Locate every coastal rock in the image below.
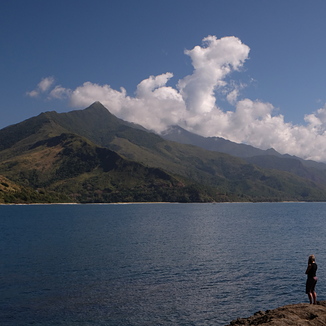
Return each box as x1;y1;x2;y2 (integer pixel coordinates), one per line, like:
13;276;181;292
225;301;326;325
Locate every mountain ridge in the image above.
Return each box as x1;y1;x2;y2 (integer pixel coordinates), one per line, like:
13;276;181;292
161;125;326;185
162;125;326;168
1;102;326;203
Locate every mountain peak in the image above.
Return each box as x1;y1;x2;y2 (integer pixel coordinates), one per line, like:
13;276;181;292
86;101;107;110
83;101;113;116
2;103;326;203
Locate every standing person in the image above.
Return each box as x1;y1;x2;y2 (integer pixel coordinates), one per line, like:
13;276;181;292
305;254;318;304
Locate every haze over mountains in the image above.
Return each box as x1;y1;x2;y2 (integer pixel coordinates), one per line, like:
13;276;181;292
1;102;326;204
162;125;326;172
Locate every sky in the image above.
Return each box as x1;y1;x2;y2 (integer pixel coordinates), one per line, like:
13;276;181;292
2;0;326;162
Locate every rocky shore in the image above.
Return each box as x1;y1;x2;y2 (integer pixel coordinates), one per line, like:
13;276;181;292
225;301;326;325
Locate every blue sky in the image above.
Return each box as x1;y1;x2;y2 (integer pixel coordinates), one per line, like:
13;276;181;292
2;1;326;161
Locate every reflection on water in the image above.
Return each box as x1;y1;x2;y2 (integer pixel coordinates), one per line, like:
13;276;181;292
1;202;325;325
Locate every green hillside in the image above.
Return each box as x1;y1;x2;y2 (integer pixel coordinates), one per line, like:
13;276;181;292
0;132;218;203
162;125;326;185
1;102;326;203
0;175;70;204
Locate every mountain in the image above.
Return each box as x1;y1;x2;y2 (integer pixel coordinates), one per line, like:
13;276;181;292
162;125;326;185
0;134;212;203
1;102;326;203
0;175;69;204
162;125;276;158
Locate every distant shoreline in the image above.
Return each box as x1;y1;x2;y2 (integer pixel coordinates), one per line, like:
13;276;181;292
0;201;319;206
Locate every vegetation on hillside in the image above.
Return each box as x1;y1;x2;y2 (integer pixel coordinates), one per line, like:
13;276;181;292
1;102;326;204
0;175;70;204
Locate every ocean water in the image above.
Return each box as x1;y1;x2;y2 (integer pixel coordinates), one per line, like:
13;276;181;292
0;202;325;326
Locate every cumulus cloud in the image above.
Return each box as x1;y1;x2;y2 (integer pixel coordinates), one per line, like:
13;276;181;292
69;82;127;113
28;35;326;162
68;73;186;132
178;35;250;114
49;85;71;99
26;76;55;97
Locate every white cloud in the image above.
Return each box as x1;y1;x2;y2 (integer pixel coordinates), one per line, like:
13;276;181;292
38;77;54;92
178;35;250;114
28;36;326;162
69;82;127;114
67;74;186;133
226;89;239;105
26;76;55;97
27;90;39;98
49;85;71;99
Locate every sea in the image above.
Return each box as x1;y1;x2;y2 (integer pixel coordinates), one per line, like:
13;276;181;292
1;202;325;326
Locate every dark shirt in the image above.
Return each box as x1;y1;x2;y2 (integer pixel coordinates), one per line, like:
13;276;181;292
307;262;317;278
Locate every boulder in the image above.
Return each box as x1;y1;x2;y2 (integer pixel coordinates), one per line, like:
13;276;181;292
225;301;326;325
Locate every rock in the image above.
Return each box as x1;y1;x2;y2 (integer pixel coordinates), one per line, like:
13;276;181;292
225;301;326;325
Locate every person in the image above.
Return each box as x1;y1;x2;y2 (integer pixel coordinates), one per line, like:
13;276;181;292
305;254;318;304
